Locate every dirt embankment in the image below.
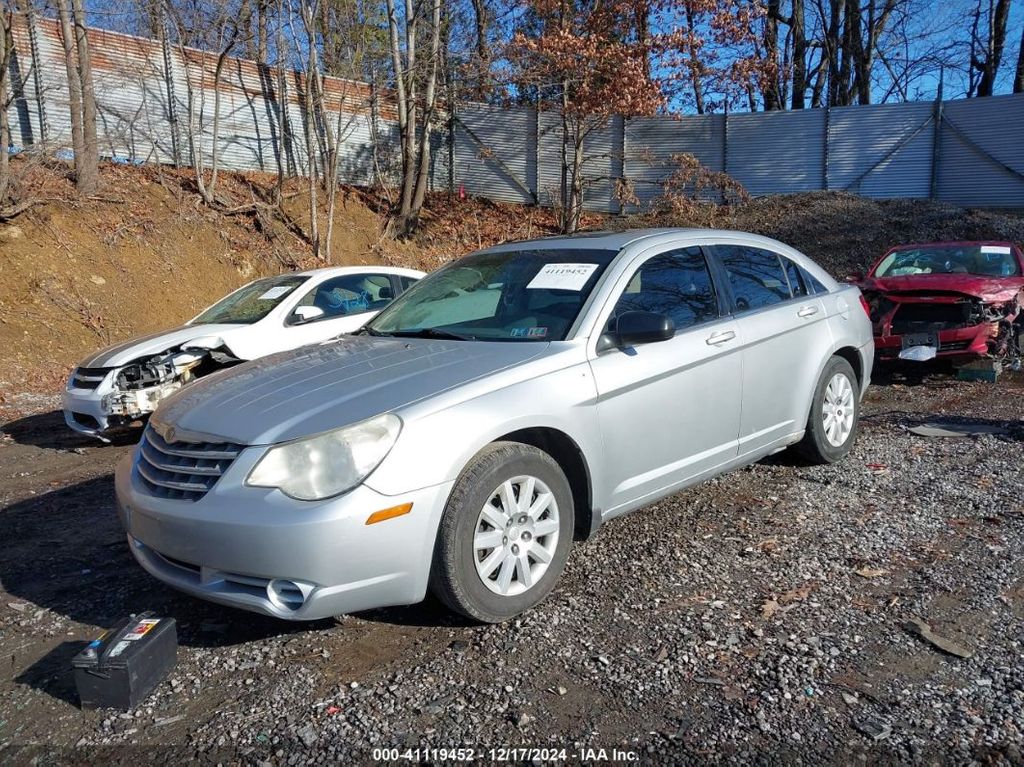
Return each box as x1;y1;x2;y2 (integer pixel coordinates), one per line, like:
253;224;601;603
2;160;1022;389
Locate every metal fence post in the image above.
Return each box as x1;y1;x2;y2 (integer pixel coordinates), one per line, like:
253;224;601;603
929;71;945;200
612;114;625;215
447;102;455;194
822;107;830;190
722;109;729;176
533;107;541;205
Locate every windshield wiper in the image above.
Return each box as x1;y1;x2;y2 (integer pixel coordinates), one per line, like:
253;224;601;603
386;328;476;341
351;326;385;336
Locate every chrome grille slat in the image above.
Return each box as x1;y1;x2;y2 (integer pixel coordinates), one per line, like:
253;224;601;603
136;425;242;501
139;441;225;475
137;461;214;493
145;428;242;460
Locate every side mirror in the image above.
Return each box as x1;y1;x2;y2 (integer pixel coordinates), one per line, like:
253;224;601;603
291;305;325;325
598;310;675;352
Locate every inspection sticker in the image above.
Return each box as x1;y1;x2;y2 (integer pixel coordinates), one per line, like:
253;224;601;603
981;245;1011;254
527;263;598;291
123;618;160;640
258;286;293;300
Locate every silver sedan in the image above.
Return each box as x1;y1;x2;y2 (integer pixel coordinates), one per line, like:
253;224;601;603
114;229;874;622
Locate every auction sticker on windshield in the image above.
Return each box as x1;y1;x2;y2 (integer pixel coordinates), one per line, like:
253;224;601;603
981;245;1012;254
527;263;598;291
258;286;294;300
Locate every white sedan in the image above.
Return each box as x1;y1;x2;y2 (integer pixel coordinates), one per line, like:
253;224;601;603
64;266;424;440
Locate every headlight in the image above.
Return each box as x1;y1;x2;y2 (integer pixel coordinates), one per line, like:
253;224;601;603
246;413;401;501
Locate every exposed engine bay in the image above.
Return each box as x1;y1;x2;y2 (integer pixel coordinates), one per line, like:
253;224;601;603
103;348;219;418
65;340;241;439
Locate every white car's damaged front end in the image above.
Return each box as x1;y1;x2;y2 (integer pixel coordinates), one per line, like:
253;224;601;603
64;330;241;440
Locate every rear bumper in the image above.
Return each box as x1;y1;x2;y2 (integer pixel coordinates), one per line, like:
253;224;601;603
115;452;453;620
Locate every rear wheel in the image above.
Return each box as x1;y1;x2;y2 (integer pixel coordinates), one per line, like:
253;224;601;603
796;356;860;464
430;442;573;623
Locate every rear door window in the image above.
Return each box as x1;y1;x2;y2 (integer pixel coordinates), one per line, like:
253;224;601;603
716;245;793;312
781;257;808;297
611;247;721;332
800;267;828;294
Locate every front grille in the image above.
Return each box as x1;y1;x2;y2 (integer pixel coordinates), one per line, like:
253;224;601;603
942;340;972;352
891;303;968;333
136;425;242;501
71;367;111;390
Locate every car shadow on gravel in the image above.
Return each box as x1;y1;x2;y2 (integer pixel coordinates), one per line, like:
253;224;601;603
1;410;141;450
353;597;478;629
0;475;335;652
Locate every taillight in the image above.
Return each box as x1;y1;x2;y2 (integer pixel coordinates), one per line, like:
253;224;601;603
859;295;871;317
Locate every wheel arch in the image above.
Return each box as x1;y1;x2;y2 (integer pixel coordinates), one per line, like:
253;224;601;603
832;345;864;389
493;427;597;542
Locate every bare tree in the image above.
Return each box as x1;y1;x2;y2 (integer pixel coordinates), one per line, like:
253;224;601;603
1015;24;1023;92
295;0;322;257
969;0;1013;97
167;0;241;206
53;0;85;179
386;0;442;236
0;4;12;206
256;0;269;63
70;0;99;192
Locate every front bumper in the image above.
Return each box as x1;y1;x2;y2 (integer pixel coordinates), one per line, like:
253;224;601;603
64;383;123;439
874;323;994;361
114;452;454;620
64;374;182;440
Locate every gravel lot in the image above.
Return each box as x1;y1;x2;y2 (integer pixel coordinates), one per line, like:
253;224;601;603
1;369;1022;764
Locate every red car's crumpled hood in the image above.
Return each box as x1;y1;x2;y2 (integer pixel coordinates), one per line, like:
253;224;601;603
862;273;1024;302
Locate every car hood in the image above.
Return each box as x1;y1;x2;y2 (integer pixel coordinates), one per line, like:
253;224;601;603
862;273;1024;302
79;324;244;367
151;336;547;445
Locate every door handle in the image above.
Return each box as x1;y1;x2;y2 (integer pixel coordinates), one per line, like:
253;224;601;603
797;305;819;318
706;330;736;346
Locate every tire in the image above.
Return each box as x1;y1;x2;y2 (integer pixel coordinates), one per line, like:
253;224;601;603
796;356;860;464
430;441;574;623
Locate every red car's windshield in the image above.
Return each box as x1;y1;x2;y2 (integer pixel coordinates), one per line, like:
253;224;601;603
873;244;1021;279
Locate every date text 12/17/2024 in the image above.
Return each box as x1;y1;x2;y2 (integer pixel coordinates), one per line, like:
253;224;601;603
371;746;640;762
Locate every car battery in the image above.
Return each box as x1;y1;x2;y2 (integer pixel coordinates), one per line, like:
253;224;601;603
72;613;177;710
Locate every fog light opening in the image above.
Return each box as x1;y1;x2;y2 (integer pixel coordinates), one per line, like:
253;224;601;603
267;579;308;611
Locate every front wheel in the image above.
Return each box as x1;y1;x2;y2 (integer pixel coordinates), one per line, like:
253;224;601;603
796;356;860;464
430;442;573;623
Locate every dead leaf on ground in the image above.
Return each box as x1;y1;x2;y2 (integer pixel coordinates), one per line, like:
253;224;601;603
855;567;888;578
780;582;816;604
761;599;781;619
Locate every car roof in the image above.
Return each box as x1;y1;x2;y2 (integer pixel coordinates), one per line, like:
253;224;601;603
885;240;1019;250
477;228;806;256
293;265;423;277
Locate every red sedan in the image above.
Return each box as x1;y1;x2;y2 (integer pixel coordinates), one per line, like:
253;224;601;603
852;241;1023;364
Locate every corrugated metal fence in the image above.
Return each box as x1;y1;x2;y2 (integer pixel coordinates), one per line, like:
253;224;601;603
7;16;1024;211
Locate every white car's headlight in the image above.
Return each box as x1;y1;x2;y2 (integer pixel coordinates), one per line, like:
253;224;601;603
246;414;401;501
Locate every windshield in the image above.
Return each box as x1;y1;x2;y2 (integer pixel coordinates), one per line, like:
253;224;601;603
192;275;309;325
873;245;1021;278
366;248;618;341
